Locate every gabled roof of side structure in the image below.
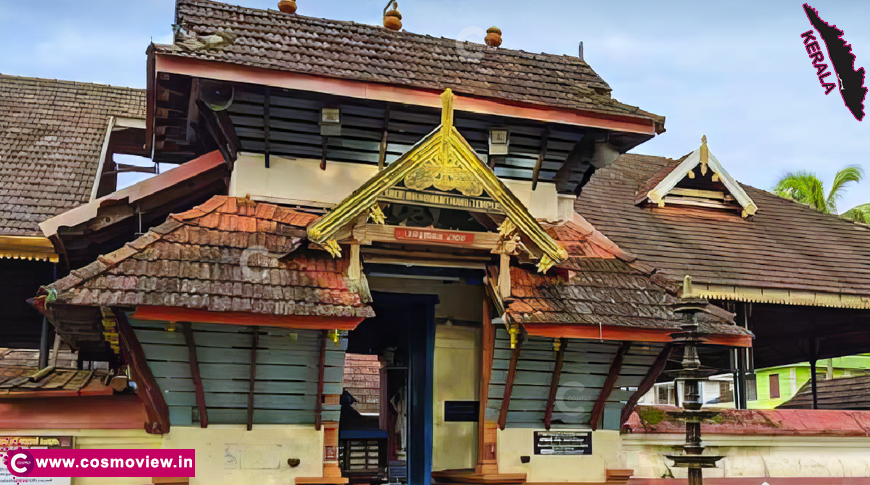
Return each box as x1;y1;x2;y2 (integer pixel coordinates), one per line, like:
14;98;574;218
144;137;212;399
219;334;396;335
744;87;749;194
577;153;870;308
155;0;663;127
634;137;758;217
492;214;752;347
0;75;146;236
37;196;374;328
307;90;568;272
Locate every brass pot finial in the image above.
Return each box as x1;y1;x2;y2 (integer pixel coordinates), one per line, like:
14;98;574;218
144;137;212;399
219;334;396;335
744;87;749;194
383;1;402;31
278;0;297;14
485;26;502;47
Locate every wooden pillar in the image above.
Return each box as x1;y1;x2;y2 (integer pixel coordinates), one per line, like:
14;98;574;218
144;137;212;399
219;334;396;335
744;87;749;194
181;323;208;428
247;326;259;431
544;339;566;431
591;342;631;431
322;421;342;478
315;330;327;431
476;298;498;475
498;333;523;430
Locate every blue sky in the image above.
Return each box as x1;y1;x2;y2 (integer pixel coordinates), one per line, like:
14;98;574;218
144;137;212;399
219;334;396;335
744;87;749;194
1;0;867;212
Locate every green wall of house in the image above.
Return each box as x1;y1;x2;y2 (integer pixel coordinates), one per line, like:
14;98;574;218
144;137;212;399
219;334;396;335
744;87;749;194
748;355;870;409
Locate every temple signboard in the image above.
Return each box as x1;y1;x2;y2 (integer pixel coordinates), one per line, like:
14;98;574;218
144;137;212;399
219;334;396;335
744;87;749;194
380;187;504;214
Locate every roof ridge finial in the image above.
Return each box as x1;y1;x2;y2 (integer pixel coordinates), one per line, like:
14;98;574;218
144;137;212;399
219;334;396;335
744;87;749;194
681;275;694;299
699;135;709;175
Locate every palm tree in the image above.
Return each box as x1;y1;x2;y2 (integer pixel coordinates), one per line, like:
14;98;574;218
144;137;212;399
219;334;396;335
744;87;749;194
773;165;870;224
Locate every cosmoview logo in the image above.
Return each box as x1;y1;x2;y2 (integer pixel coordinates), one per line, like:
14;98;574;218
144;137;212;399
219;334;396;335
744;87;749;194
6;450;35;477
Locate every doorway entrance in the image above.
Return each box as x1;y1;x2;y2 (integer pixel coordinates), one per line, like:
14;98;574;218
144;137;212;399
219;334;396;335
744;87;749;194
340;293;437;485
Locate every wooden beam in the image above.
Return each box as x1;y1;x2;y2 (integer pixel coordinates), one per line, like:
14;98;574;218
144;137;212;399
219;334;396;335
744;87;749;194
476;298;498;474
377;105;390;170
552;136;595;192
498;253;511;301
113;309;170;434
320;137;328;170
315;330;327;431
498;334;523;430
180;322;208;428
196;99;235;165
620;344;673;426
264;87;271;168
522;323;752;348
132;306;364;331
247;326;259;431
591;342;631;431
531;128;549;191
544;339;566;430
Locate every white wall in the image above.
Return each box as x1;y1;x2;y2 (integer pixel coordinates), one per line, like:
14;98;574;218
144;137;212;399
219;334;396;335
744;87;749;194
161;425;323;485
498;429;624;483
229;153;570;221
624;434;870;480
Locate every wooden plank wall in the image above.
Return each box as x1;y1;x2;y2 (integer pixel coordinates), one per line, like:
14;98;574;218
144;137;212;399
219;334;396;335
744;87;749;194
485;328;662;430
129;318;346;426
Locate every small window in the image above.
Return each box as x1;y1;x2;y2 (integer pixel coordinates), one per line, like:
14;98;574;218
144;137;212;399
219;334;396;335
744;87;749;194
769;374;781;399
747;375;758;401
657;386;669;404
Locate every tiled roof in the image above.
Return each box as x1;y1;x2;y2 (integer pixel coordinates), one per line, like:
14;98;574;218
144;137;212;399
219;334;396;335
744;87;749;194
633;154;686;205
155;0;663;124
577;153;870;297
502;219;750;339
780;375;870;410
0;75;146;236
0;366;112;398
343;353;381;415
45;196;374;318
626;405;870;437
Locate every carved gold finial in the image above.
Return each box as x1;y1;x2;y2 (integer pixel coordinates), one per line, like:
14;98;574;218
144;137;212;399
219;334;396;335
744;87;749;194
498;219;517;238
369;204;386;225
440;89;454;132
687;169;695;179
536;254;555;273
553;338;561;353
682;275;694;299
324;240;342;258
329;329;341;346
508;325;520;349
699;135;709;176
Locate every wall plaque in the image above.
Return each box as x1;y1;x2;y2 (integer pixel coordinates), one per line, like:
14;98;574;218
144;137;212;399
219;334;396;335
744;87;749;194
394;228;475;245
533;431;592;455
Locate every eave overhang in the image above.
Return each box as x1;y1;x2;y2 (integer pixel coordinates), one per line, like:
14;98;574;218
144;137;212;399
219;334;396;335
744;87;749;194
151;52;660;136
0;236;58;263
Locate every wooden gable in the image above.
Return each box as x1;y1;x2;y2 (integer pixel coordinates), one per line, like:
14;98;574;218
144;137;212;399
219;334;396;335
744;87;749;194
307;89;568;272
636;136;758;217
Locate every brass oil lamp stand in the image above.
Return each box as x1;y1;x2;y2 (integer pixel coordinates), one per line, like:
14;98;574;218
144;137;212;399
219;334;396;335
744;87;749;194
664;282;724;485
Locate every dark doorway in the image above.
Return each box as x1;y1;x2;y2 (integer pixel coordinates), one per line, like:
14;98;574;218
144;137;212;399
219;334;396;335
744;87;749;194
342;292;437;485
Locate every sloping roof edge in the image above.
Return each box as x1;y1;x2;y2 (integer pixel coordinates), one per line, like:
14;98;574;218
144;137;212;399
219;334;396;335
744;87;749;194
39;151;226;238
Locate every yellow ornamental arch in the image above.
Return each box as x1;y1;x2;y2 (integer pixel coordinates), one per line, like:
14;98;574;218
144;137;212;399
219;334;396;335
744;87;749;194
307;89;568;272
